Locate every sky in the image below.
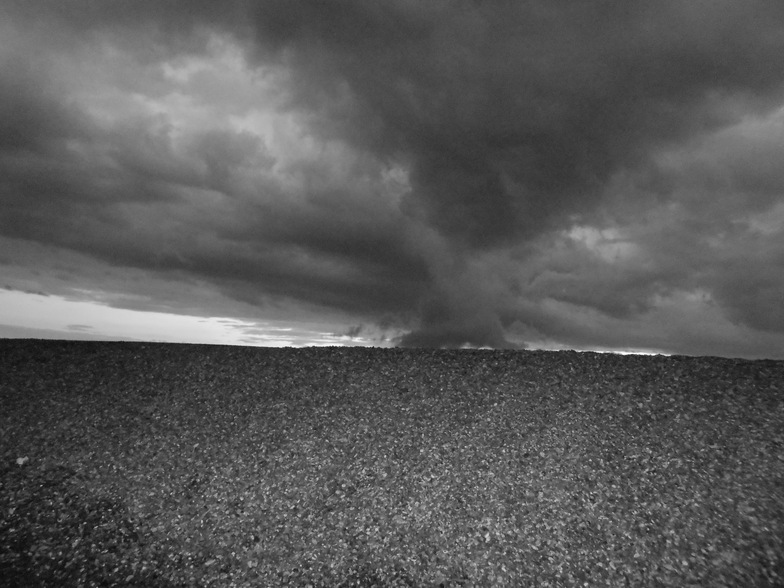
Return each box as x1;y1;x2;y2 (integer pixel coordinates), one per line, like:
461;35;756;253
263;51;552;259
1;1;784;359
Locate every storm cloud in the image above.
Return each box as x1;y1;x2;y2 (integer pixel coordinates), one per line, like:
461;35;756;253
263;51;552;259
2;1;784;356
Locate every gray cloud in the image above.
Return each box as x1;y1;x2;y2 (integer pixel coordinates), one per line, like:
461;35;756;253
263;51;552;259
246;0;784;350
2;1;784;356
66;324;93;332
247;0;784;233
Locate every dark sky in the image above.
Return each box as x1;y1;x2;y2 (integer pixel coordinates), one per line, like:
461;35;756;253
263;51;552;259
2;1;784;357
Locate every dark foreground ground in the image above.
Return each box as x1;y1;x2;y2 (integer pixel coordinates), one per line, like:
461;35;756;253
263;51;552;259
1;340;783;587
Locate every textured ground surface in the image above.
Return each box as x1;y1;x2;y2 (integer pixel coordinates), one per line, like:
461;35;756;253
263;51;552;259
1;340;783;587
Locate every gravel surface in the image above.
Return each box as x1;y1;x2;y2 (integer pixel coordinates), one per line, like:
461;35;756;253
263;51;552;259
1;339;783;587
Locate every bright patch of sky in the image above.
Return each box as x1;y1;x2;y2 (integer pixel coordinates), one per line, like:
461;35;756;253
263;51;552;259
567;225;638;263
0;289;353;347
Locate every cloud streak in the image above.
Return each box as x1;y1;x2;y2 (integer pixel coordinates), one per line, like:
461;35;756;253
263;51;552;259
2;1;784;357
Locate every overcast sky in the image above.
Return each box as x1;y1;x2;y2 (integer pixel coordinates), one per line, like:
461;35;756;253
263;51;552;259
2;1;784;358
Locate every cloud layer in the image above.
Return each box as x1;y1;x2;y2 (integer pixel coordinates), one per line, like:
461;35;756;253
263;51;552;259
2;1;784;357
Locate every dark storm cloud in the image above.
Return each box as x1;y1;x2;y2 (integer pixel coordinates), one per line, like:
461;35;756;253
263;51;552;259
0;0;424;320
0;62;84;153
241;0;784;349
3;284;49;297
247;0;784;239
2;1;784;355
